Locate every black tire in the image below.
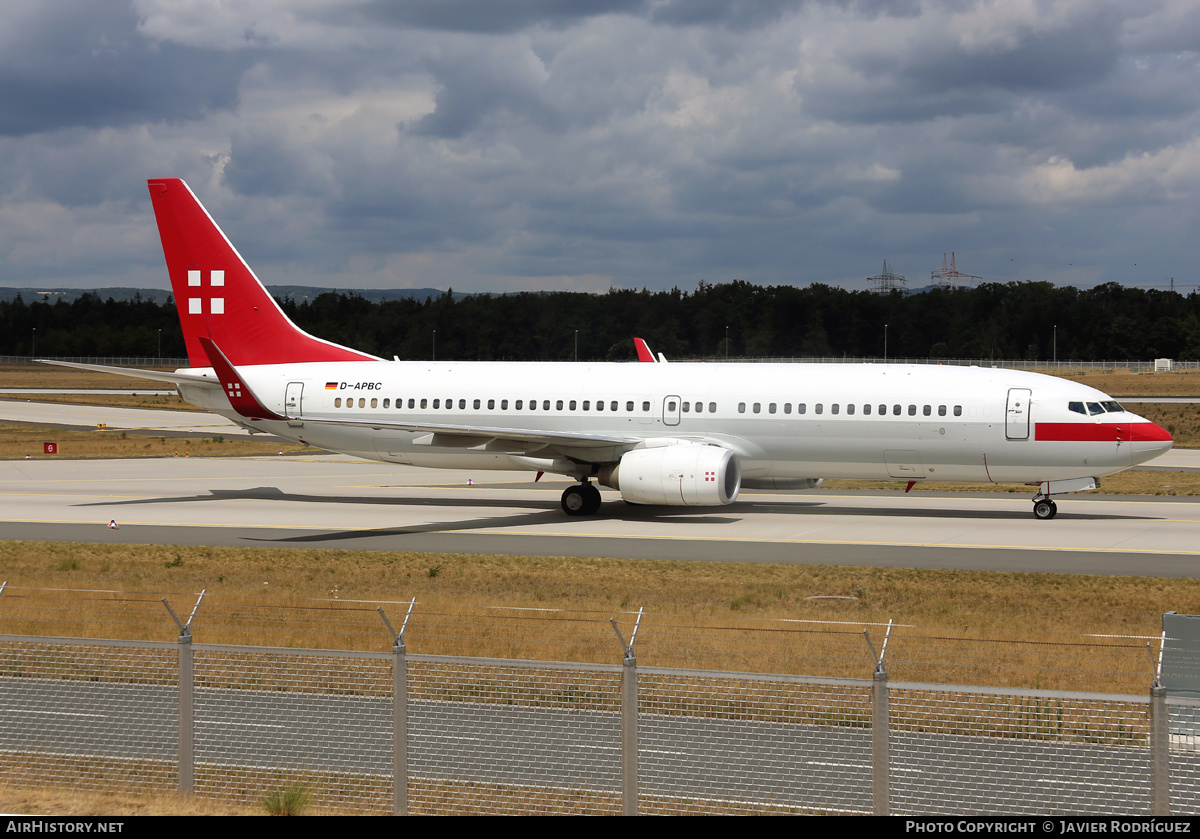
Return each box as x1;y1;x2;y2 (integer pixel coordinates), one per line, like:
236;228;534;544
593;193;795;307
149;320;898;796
1033;499;1054;520
561;485;588;516
582;483;602;515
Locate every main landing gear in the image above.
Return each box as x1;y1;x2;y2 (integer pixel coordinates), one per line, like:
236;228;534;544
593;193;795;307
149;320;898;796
1032;496;1058;520
561;481;602;516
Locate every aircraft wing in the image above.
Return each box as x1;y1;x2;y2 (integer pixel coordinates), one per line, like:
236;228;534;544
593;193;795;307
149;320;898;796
37;359;223;389
295;415;641;452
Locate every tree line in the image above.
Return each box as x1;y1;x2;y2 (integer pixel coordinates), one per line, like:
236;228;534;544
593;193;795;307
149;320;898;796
4;281;1199;361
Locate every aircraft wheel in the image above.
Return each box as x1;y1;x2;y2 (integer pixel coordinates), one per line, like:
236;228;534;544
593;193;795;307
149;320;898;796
561;485;588;516
582;483;602;515
1033;499;1057;520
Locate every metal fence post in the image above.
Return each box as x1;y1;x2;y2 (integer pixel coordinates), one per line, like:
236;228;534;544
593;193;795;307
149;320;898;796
1150;684;1169;815
1150;636;1170;816
380;599;416;816
163;590;205;798
865;620;893;816
612;608;643;816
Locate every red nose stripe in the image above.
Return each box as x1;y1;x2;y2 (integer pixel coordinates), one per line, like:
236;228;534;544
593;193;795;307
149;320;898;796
1035;422;1173;442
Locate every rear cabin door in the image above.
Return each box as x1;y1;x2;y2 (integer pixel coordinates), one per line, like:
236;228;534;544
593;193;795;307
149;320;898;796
285;382;304;420
1005;388;1031;440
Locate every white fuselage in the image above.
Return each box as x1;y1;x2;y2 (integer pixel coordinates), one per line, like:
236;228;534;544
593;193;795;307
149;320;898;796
176;361;1171;485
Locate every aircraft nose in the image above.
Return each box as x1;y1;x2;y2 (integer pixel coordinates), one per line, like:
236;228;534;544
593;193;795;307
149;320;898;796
1129;419;1173;463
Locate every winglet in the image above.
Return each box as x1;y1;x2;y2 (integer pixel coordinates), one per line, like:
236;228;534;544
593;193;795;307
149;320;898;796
197;336;286;421
634;338;656;363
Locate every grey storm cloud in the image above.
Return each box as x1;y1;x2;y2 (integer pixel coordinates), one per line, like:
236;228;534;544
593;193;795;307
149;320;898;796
1;0;1199;293
0;3;254;137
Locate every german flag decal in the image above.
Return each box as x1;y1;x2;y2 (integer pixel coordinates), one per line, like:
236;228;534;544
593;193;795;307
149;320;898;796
325;382;338;390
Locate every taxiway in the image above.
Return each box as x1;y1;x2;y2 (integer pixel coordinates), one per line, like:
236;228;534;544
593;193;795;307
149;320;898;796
3;453;1200;576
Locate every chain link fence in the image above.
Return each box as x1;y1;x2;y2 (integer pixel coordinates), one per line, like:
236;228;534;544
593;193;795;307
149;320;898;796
0;587;1195;815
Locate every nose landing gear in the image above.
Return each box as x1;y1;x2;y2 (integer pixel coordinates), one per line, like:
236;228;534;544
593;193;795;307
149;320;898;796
561;481;602;516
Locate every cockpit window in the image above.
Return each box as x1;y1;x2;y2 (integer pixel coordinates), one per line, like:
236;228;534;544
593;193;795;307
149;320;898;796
1068;402;1086;415
1102;401;1123;413
1087;402;1104;416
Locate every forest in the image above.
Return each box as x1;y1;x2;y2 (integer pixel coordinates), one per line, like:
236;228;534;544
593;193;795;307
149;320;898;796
3;280;1199;362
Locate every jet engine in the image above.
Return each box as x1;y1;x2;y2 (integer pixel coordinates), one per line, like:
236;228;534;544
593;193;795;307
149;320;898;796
598;444;740;506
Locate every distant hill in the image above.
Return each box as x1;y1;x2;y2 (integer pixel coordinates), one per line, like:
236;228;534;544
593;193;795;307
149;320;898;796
0;286;465;304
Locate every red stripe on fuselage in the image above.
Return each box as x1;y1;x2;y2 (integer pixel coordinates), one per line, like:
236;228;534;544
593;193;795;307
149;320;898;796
1035;422;1172;442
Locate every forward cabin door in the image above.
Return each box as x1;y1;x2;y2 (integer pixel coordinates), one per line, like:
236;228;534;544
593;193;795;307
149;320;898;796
1005;388;1031;440
285;382;304;420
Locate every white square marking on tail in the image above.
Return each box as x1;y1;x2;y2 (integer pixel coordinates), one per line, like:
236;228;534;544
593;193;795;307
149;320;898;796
211;298;224;314
188;270;201;287
211;270;224;286
188;298;201;314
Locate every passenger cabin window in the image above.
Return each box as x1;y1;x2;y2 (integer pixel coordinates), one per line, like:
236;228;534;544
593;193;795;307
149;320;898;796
642;402;651;411
893;404;901;416
768;403;776;414
628;401;635;411
583;400;590;410
738;403;746;413
516;400;523;410
923;405;931;416
954;405;962;416
847;404;855;415
383;398;390;408
334;398;342;407
569;400;577;410
488;399;495;409
501;399;509;410
409;399;416;409
938;405;946;416
556;400;564;410
543;400;551;410
753;403;761;413
831;404;839;415
371;398;378;409
666;401;675;412
815;404;823;415
863;404;871;415
798;403;806;414
784;403;792;414
908;404;917;416
433;399;440;409
682;402;690;412
610;401;618;411
459;399;466;409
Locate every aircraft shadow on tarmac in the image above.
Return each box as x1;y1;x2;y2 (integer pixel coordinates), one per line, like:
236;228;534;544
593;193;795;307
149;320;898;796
75;486;1158;532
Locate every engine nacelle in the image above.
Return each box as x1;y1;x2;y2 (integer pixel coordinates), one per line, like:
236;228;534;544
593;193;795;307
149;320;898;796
598;444;740;506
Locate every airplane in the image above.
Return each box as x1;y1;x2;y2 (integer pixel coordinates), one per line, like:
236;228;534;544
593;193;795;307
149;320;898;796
44;178;1173;520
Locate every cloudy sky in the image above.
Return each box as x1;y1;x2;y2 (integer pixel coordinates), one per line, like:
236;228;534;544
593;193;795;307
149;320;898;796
2;0;1199;293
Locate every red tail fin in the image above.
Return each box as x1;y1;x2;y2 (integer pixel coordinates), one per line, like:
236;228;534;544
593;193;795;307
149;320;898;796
147;178;376;367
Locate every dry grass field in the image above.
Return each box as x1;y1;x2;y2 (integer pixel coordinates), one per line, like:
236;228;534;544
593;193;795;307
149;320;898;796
0;421;312;459
1;540;1192;655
